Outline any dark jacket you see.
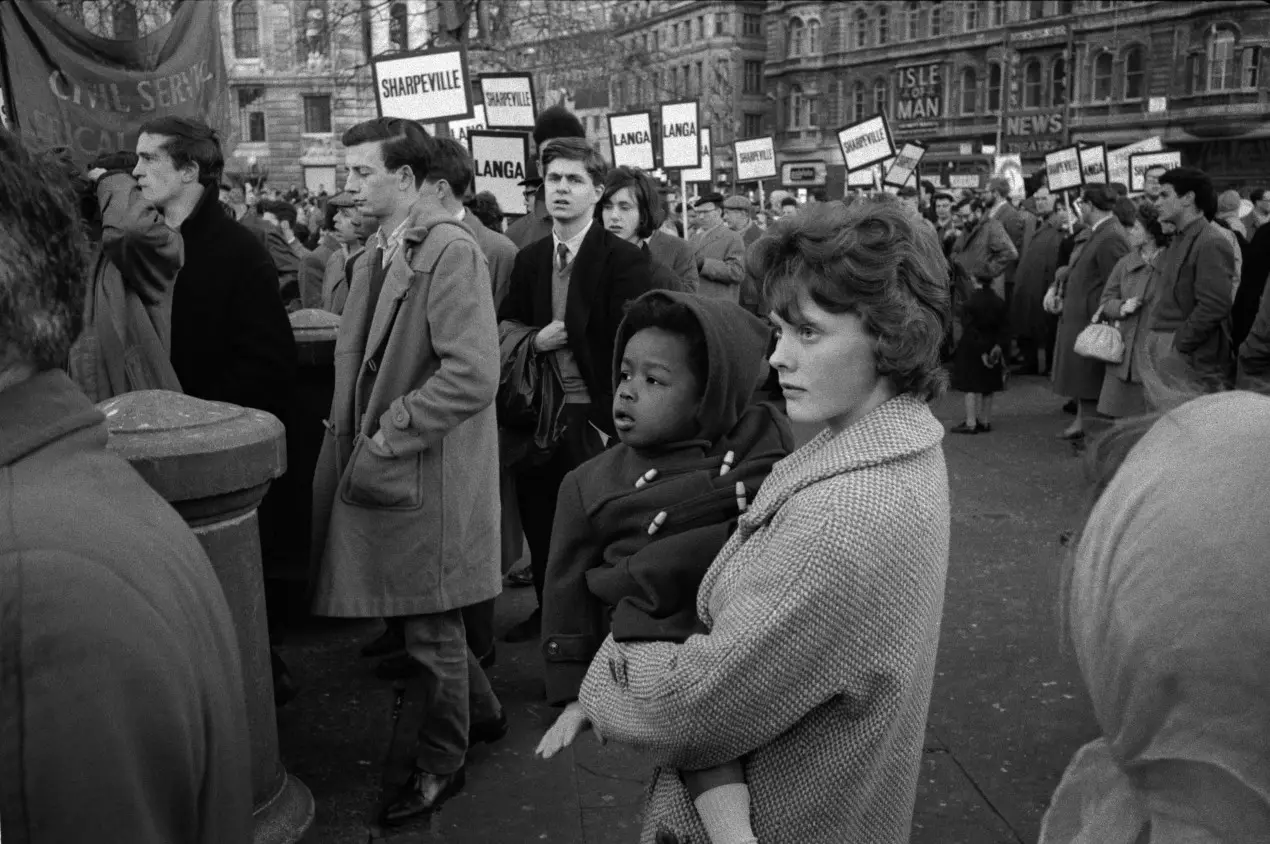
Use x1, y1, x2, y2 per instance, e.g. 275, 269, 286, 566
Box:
1009, 220, 1064, 342
301, 233, 338, 310
1149, 214, 1235, 381
498, 224, 654, 437
171, 185, 297, 422
645, 229, 700, 293
1053, 217, 1131, 400
0, 371, 251, 844
952, 216, 1018, 288
238, 209, 300, 303
504, 191, 553, 250
540, 292, 792, 705
1235, 222, 1270, 351
988, 200, 1027, 286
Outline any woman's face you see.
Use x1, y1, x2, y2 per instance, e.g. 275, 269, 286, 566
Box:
1128, 219, 1149, 250
602, 187, 642, 244
769, 291, 896, 433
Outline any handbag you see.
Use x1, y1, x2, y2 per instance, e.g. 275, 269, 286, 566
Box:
1074, 312, 1124, 364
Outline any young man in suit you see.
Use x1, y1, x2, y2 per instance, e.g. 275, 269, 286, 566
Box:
690, 192, 746, 301
497, 137, 654, 643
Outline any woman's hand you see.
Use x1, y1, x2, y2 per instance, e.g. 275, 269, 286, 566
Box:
535, 701, 591, 759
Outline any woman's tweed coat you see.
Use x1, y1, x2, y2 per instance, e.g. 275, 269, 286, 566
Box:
578, 395, 951, 844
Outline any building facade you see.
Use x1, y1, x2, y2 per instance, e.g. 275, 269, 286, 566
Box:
764, 0, 1270, 194
610, 0, 770, 186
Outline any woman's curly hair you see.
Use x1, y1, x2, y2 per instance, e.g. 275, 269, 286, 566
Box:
748, 195, 951, 401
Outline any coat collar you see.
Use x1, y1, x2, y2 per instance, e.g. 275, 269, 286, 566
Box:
0, 370, 105, 468
741, 394, 943, 526
181, 183, 225, 235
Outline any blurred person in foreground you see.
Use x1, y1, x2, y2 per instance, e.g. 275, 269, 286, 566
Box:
0, 128, 251, 843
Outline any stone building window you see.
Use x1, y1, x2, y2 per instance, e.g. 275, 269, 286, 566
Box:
1051, 56, 1068, 105
744, 113, 763, 138
1023, 59, 1042, 107
389, 1, 409, 51
303, 94, 332, 134
989, 0, 1005, 27
853, 81, 866, 120
787, 85, 803, 128
929, 2, 943, 37
1123, 45, 1145, 99
963, 1, 979, 32
787, 18, 804, 57
957, 67, 977, 114
237, 87, 266, 141
876, 6, 890, 45
903, 2, 922, 40
873, 77, 887, 116
987, 62, 1002, 111
1207, 28, 1237, 91
1057, 1, 1074, 14
232, 0, 260, 59
1243, 46, 1262, 89
854, 9, 869, 48
743, 13, 762, 37
1091, 51, 1113, 101
807, 19, 821, 53
1026, 0, 1045, 20
744, 60, 764, 94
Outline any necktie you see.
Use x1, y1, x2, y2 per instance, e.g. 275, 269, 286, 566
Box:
556, 242, 570, 272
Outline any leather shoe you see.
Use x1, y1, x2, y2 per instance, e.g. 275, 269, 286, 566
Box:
505, 567, 534, 588
374, 652, 422, 681
361, 625, 405, 658
381, 767, 466, 827
469, 711, 508, 745
502, 609, 541, 644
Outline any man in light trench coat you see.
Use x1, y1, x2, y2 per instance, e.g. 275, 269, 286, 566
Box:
309, 117, 505, 827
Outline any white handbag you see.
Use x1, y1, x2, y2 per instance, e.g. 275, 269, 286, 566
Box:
1073, 313, 1124, 364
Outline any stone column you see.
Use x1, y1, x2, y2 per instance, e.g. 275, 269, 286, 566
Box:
100, 391, 314, 844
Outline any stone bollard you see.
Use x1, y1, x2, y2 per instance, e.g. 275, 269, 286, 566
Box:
99, 390, 315, 844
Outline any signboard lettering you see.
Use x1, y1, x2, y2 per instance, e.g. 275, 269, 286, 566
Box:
780, 159, 826, 187
659, 100, 701, 169
681, 127, 713, 183
1128, 150, 1182, 193
1107, 136, 1163, 188
373, 46, 473, 122
467, 130, 530, 215
479, 73, 536, 129
1078, 144, 1108, 185
836, 113, 895, 172
1045, 145, 1083, 192
733, 135, 777, 182
608, 111, 655, 169
893, 62, 943, 125
449, 104, 486, 143
883, 141, 926, 187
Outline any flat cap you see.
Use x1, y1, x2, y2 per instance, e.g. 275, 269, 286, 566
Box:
722, 194, 752, 210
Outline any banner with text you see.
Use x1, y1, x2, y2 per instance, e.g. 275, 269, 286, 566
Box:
1107, 136, 1163, 189
680, 128, 713, 183
468, 130, 530, 216
608, 110, 655, 169
373, 46, 473, 122
0, 0, 229, 164
1045, 145, 1083, 192
449, 104, 486, 144
659, 100, 701, 169
1079, 144, 1108, 185
837, 114, 895, 173
733, 136, 777, 182
479, 73, 535, 130
1128, 150, 1182, 193
883, 141, 926, 187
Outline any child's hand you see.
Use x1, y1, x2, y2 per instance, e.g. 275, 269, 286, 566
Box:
535, 701, 590, 759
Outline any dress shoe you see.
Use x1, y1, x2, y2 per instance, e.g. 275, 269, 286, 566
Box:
361, 625, 406, 658
503, 609, 541, 644
375, 652, 422, 681
505, 567, 534, 588
949, 422, 978, 435
976, 422, 993, 433
469, 711, 508, 745
381, 767, 466, 827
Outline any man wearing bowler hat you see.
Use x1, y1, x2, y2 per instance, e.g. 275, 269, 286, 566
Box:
689, 192, 746, 301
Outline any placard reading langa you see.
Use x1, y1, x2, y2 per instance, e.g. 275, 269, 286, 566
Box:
468, 131, 530, 215
373, 47, 472, 123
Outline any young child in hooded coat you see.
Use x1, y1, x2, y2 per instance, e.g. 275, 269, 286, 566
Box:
536, 290, 794, 844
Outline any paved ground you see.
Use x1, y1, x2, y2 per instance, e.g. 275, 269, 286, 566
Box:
276, 374, 1102, 843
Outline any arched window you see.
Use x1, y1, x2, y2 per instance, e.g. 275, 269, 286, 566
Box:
988, 62, 1002, 111
389, 1, 409, 51
854, 9, 870, 47
842, 12, 856, 49
877, 6, 890, 45
903, 2, 922, 40
958, 66, 978, 113
1023, 59, 1042, 107
1124, 45, 1145, 98
807, 19, 821, 53
789, 84, 804, 127
1208, 28, 1236, 91
872, 77, 887, 116
963, 1, 979, 31
1091, 50, 1113, 101
1052, 56, 1068, 105
852, 81, 866, 120
232, 0, 260, 58
929, 2, 944, 37
787, 18, 805, 57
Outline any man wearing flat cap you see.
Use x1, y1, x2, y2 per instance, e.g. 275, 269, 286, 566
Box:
300, 190, 358, 311
689, 192, 746, 301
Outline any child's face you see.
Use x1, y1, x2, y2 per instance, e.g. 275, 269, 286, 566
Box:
614, 327, 702, 449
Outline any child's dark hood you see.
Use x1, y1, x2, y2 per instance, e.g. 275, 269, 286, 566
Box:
613, 290, 772, 444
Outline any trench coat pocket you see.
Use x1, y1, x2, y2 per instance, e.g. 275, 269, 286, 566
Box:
341, 434, 424, 510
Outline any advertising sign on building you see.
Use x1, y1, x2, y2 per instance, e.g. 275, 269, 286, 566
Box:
1078, 144, 1108, 185
681, 127, 713, 183
608, 110, 655, 169
781, 160, 827, 188
373, 46, 473, 122
1128, 150, 1183, 193
1004, 111, 1065, 155
1107, 136, 1163, 188
449, 104, 486, 144
659, 100, 701, 169
479, 73, 536, 130
1045, 145, 1083, 192
893, 63, 943, 129
883, 141, 926, 187
467, 130, 530, 216
733, 136, 778, 182
836, 114, 895, 173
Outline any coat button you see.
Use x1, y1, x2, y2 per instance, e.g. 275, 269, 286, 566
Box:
546, 641, 560, 656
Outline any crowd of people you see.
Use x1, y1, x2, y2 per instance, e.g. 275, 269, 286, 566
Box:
3, 94, 1270, 844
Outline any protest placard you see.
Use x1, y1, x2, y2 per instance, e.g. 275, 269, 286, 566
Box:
373, 46, 472, 122
1128, 150, 1182, 192
993, 154, 1025, 198
847, 165, 880, 188
1045, 145, 1083, 192
449, 104, 486, 144
1107, 136, 1162, 188
608, 110, 655, 169
680, 128, 713, 183
478, 73, 535, 129
659, 100, 701, 169
733, 136, 778, 182
468, 130, 530, 215
883, 141, 926, 187
836, 114, 895, 172
1079, 144, 1108, 185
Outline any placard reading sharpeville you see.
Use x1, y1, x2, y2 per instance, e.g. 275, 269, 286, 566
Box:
836, 114, 895, 173
1107, 136, 1163, 189
449, 104, 486, 144
659, 100, 701, 169
681, 128, 713, 183
478, 73, 536, 130
1128, 150, 1182, 193
608, 111, 655, 170
883, 141, 926, 187
733, 136, 777, 182
1045, 145, 1083, 192
467, 130, 530, 216
373, 46, 473, 122
1079, 144, 1108, 185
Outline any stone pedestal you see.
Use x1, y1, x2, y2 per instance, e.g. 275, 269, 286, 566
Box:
99, 390, 315, 844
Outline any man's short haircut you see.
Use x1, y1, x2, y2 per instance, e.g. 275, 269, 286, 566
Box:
0, 128, 88, 370
619, 294, 709, 392
932, 192, 954, 204
465, 191, 504, 230
427, 137, 475, 197
988, 176, 1011, 198
259, 199, 297, 227
341, 117, 435, 187
1081, 183, 1118, 211
1108, 181, 1129, 198
1159, 167, 1217, 220
1112, 196, 1138, 227
540, 137, 607, 186
137, 116, 224, 186
596, 166, 662, 239
1251, 188, 1267, 204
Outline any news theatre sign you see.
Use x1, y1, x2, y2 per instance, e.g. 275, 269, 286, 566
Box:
892, 63, 943, 132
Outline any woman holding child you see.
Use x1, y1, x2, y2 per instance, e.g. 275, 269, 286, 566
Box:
573, 198, 953, 843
